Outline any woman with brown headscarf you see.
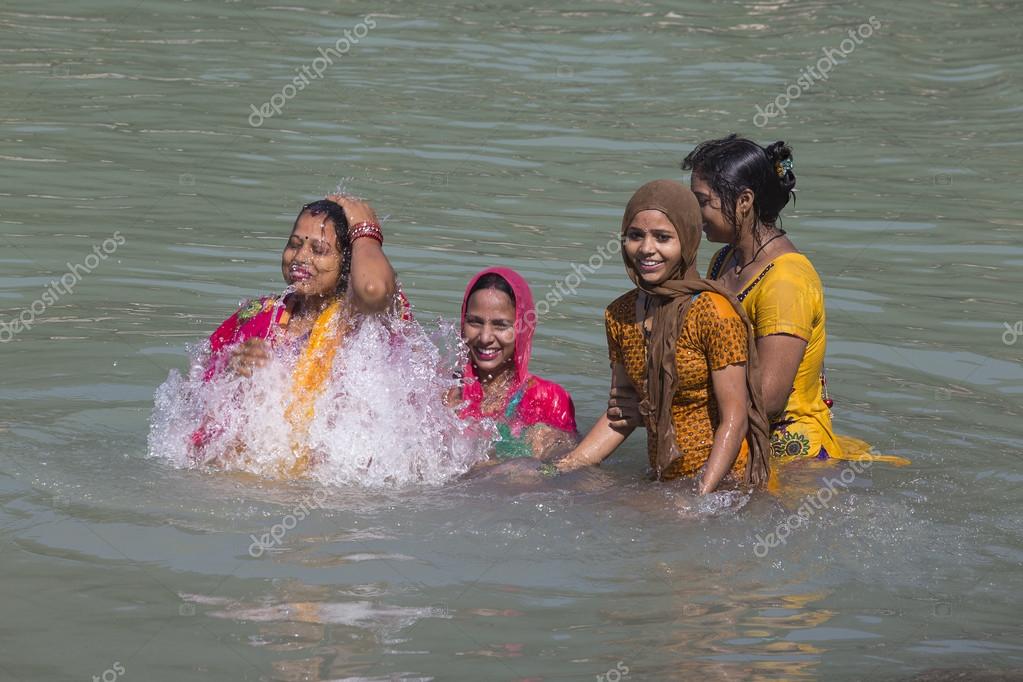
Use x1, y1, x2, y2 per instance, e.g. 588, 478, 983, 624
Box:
556, 180, 771, 493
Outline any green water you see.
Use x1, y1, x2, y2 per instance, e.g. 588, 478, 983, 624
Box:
2, 1, 1022, 680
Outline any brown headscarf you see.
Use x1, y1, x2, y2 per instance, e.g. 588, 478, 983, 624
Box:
621, 179, 770, 485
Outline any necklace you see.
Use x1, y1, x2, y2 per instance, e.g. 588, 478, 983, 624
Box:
732, 232, 786, 276
480, 368, 514, 414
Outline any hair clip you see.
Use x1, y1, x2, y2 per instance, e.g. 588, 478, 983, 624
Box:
775, 158, 794, 178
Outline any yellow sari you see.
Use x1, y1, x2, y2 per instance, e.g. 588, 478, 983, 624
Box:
282, 299, 348, 476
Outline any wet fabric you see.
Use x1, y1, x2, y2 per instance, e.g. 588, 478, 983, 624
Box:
709, 247, 909, 466
458, 267, 578, 457
606, 289, 752, 479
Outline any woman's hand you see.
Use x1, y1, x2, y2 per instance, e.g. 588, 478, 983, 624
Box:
228, 338, 269, 377
325, 194, 378, 228
607, 385, 643, 429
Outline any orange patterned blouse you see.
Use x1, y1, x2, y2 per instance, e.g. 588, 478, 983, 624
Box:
605, 289, 750, 480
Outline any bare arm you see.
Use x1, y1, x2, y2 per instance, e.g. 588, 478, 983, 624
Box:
755, 333, 807, 418
699, 362, 749, 494
556, 362, 636, 472
326, 195, 397, 313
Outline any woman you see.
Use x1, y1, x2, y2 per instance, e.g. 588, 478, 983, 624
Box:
682, 135, 906, 464
557, 180, 771, 493
455, 267, 578, 460
191, 194, 408, 473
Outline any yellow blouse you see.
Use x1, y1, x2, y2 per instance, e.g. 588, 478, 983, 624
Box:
709, 250, 841, 459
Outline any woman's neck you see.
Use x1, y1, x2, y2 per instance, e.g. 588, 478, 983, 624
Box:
731, 223, 782, 264
478, 363, 514, 389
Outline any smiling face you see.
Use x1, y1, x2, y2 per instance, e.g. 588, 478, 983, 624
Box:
462, 288, 517, 379
281, 212, 343, 298
690, 173, 736, 244
623, 209, 684, 287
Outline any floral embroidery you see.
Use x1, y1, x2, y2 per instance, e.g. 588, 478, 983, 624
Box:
237, 297, 276, 322
772, 429, 811, 458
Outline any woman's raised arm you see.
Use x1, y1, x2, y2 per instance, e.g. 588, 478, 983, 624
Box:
326, 194, 397, 313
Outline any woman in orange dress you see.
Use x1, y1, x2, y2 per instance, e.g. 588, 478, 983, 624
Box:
557, 180, 771, 493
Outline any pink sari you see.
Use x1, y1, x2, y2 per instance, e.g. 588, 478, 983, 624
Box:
458, 268, 577, 458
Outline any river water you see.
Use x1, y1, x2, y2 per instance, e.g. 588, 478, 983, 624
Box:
2, 1, 1022, 680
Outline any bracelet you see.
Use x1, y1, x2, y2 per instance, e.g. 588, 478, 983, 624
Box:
348, 221, 383, 246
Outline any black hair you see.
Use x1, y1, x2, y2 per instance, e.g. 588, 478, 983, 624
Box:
682, 134, 796, 242
293, 199, 352, 294
468, 272, 515, 306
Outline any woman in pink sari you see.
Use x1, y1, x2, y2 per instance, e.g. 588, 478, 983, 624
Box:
190, 195, 409, 475
455, 268, 578, 460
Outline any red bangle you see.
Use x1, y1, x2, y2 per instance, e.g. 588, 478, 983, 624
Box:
349, 221, 383, 245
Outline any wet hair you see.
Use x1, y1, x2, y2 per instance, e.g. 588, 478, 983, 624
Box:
468, 272, 516, 307
681, 134, 796, 242
293, 199, 352, 294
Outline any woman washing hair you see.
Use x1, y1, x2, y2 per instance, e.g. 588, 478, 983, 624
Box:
557, 180, 771, 492
190, 195, 410, 475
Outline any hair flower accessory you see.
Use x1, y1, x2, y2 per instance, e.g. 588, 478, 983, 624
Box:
775, 157, 794, 178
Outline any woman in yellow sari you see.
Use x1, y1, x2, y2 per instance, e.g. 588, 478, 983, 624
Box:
679, 135, 905, 465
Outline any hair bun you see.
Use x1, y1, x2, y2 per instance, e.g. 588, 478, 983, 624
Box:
765, 140, 791, 163
764, 140, 795, 192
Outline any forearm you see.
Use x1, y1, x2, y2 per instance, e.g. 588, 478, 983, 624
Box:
557, 413, 633, 472
349, 239, 397, 313
699, 414, 746, 494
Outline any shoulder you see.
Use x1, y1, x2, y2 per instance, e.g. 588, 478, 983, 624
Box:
236, 295, 279, 322
605, 289, 639, 321
210, 295, 278, 348
764, 253, 822, 288
684, 292, 747, 349
520, 376, 577, 430
523, 375, 573, 403
691, 291, 740, 321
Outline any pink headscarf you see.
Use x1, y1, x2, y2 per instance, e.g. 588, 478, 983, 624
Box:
459, 267, 536, 414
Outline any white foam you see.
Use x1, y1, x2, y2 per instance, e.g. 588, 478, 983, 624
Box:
147, 301, 492, 486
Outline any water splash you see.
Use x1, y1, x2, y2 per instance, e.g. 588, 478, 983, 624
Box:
147, 302, 492, 486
